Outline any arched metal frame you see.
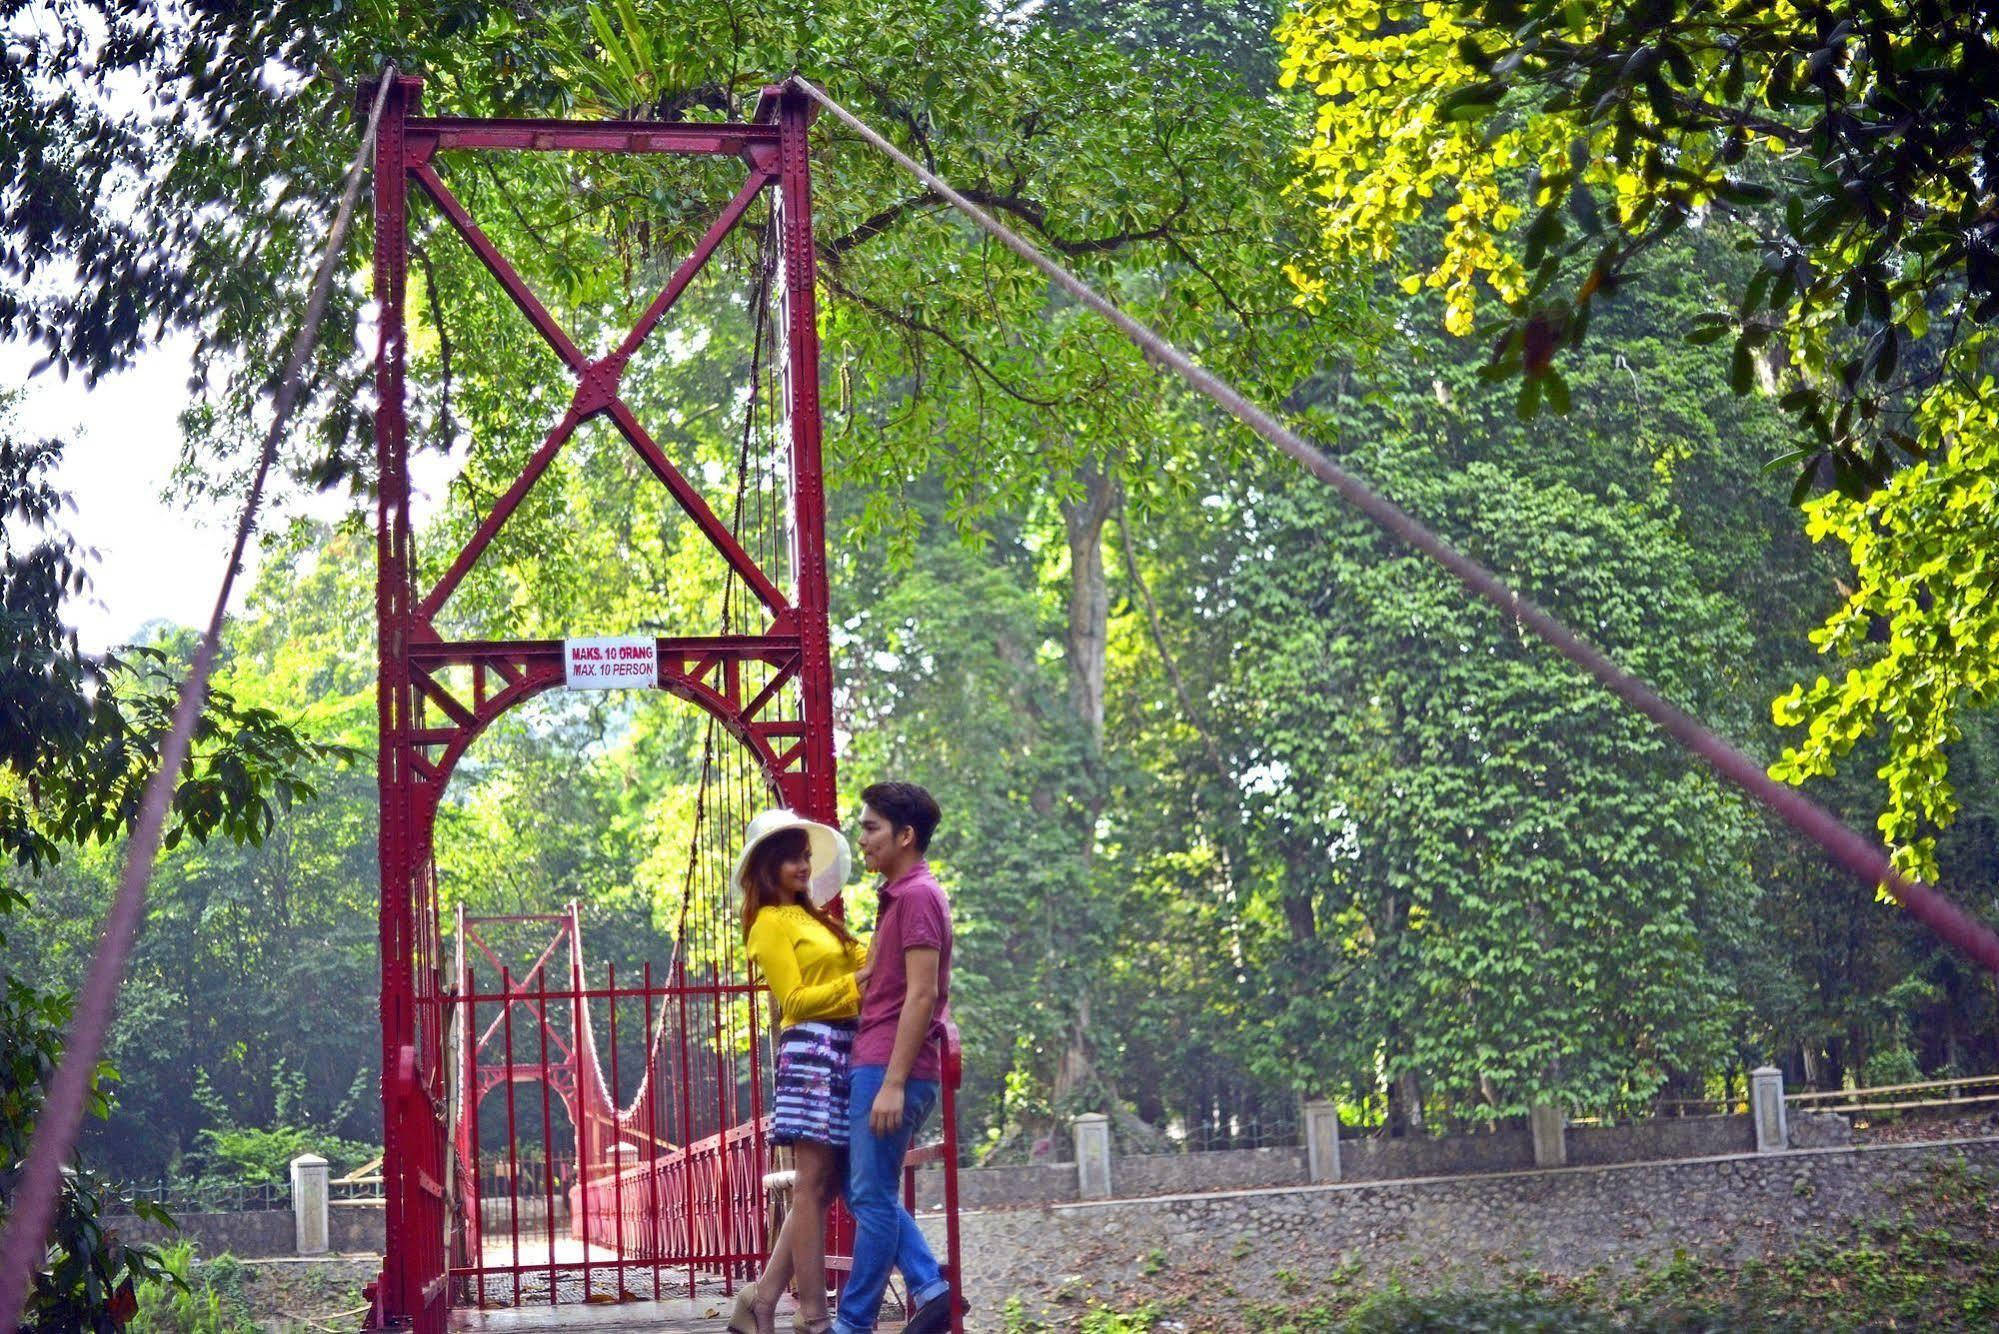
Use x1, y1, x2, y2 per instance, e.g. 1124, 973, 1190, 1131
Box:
407, 637, 799, 812
368, 77, 836, 1331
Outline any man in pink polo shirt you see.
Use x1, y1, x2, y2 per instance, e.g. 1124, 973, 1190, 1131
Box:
831, 782, 956, 1334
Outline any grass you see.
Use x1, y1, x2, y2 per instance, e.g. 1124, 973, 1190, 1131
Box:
124, 1246, 374, 1333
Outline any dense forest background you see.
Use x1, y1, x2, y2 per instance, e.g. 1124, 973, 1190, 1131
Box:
5, 0, 1998, 1194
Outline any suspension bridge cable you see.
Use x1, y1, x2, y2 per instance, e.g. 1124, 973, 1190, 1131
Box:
0, 67, 400, 1326
789, 76, 1999, 978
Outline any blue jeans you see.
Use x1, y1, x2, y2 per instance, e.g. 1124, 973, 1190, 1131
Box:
832, 1064, 948, 1333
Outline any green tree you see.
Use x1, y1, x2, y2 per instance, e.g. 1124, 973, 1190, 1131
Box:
0, 941, 175, 1331
0, 402, 332, 1326
11, 0, 1350, 1138
1276, 0, 1999, 887
1116, 451, 1758, 1123
1101, 232, 1839, 1125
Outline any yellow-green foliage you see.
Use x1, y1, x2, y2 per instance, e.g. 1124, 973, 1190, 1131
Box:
1278, 1, 1999, 877
1277, 0, 1533, 334
1772, 334, 1999, 883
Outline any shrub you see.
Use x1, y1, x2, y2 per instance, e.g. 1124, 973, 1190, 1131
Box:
125, 1244, 257, 1334
189, 1126, 376, 1188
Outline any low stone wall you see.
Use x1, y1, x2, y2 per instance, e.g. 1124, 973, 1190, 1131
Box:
106, 1210, 292, 1257
920, 1109, 1858, 1212
942, 1135, 1999, 1331
1789, 1109, 1856, 1149
330, 1201, 387, 1255
1342, 1126, 1536, 1180
105, 1201, 385, 1260
1114, 1146, 1306, 1197
913, 1161, 1080, 1211
914, 1147, 1308, 1211
1567, 1114, 1754, 1165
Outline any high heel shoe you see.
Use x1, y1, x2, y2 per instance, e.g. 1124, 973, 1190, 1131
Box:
791, 1319, 833, 1334
725, 1282, 762, 1334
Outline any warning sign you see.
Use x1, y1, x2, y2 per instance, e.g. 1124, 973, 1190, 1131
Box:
563, 637, 658, 690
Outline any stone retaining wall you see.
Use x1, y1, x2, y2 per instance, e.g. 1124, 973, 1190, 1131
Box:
935, 1135, 1999, 1331
106, 1201, 385, 1259
106, 1210, 292, 1257
916, 1112, 1840, 1208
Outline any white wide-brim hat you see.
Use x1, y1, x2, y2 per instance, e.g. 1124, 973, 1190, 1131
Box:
732, 808, 852, 908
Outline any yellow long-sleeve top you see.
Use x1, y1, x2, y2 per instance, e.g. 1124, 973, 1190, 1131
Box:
746, 903, 869, 1030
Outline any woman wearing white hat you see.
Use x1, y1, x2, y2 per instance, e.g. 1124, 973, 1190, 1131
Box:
728, 809, 863, 1334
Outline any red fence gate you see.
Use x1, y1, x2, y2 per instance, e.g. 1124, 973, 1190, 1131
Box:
448, 905, 769, 1308
446, 906, 964, 1318
367, 77, 957, 1330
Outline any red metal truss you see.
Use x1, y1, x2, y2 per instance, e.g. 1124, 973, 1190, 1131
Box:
405, 159, 787, 621
402, 635, 813, 810
369, 76, 842, 1331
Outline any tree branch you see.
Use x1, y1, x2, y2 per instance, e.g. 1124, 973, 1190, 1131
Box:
956, 188, 1192, 257
411, 240, 456, 453
811, 175, 1193, 263
819, 270, 1068, 408
822, 192, 943, 260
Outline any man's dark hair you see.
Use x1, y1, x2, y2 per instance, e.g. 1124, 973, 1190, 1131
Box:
861, 781, 941, 853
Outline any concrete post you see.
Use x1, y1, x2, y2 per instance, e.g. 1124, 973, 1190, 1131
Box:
290, 1154, 330, 1255
1072, 1113, 1113, 1200
1751, 1065, 1788, 1153
1302, 1100, 1342, 1184
1529, 1103, 1567, 1169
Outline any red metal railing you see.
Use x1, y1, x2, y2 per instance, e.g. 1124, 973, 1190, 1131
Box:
452, 924, 965, 1331
451, 928, 777, 1308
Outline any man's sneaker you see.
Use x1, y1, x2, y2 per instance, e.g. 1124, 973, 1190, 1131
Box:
900, 1290, 957, 1334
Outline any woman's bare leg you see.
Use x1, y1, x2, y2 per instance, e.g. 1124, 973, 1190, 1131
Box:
750, 1208, 797, 1334
786, 1143, 839, 1329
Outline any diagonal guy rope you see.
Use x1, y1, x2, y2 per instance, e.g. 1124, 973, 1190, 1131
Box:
0, 67, 398, 1327
789, 75, 1999, 978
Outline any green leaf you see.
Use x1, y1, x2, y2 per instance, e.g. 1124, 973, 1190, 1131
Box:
1517, 374, 1543, 419
1729, 339, 1755, 394
1544, 368, 1572, 414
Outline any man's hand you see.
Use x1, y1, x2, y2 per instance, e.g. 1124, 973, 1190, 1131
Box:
869, 1080, 907, 1137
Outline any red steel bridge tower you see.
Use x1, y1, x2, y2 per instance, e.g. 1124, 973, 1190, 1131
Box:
366, 77, 958, 1330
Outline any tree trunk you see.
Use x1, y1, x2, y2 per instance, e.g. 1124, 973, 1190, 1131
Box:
1052, 992, 1096, 1107
1377, 882, 1425, 1136
1388, 1070, 1425, 1137
1053, 465, 1119, 1111
1061, 465, 1119, 763
1280, 872, 1318, 943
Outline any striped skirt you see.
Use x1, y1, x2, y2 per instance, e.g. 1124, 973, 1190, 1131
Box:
771, 1020, 855, 1148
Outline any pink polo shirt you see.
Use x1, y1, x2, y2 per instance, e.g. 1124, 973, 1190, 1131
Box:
852, 860, 953, 1082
